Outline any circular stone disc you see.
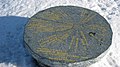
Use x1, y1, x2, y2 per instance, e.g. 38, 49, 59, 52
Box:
24, 6, 113, 64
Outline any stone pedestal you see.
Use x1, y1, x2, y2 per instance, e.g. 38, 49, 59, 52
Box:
24, 6, 112, 67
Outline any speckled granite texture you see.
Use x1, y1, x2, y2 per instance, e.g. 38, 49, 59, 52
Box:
24, 6, 113, 67
0, 0, 120, 67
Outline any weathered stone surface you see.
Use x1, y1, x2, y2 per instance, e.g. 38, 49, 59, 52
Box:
24, 6, 113, 67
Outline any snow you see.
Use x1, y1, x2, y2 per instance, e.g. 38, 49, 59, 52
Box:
0, 0, 120, 67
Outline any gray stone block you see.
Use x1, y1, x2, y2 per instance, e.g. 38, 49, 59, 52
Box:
24, 6, 113, 67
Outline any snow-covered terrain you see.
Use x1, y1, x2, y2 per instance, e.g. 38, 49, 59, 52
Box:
0, 0, 120, 67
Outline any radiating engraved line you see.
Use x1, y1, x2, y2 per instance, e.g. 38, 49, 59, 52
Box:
81, 9, 86, 16
37, 47, 80, 58
48, 57, 76, 62
37, 47, 66, 53
80, 9, 87, 23
75, 30, 79, 52
28, 22, 73, 33
42, 11, 63, 21
55, 32, 70, 45
80, 31, 88, 45
58, 8, 74, 22
38, 31, 70, 47
29, 9, 74, 33
69, 36, 75, 50
58, 8, 68, 17
88, 24, 107, 33
80, 10, 96, 23
84, 14, 96, 22
81, 11, 90, 22
38, 35, 59, 47
75, 38, 79, 52
37, 47, 89, 62
89, 33, 101, 42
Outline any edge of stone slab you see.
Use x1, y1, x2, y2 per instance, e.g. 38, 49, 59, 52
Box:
24, 40, 110, 67
67, 47, 110, 67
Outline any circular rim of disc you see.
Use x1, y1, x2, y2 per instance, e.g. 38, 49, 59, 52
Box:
24, 6, 113, 63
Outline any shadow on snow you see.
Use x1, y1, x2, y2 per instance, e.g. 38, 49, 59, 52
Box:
0, 16, 40, 67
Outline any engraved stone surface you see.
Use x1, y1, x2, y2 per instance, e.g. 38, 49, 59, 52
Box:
24, 6, 113, 66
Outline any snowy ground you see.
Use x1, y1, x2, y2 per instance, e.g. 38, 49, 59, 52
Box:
0, 0, 120, 67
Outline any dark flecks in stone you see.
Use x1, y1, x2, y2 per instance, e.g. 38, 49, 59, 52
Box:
85, 13, 89, 16
28, 39, 31, 42
100, 39, 103, 42
89, 32, 96, 36
24, 6, 113, 64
